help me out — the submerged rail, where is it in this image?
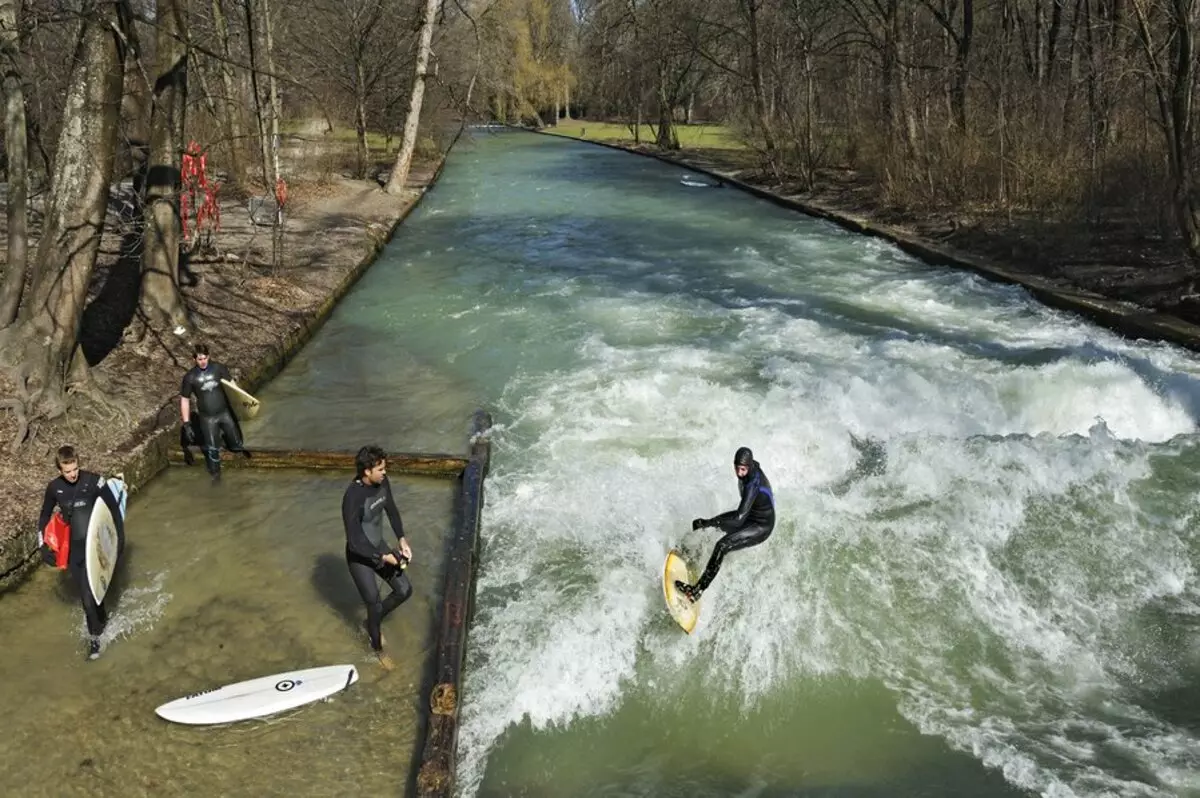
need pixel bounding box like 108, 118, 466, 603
169, 447, 468, 477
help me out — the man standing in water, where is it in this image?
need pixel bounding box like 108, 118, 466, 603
37, 446, 125, 661
179, 343, 249, 483
343, 445, 414, 670
676, 446, 775, 602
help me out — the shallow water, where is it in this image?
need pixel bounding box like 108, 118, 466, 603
0, 469, 454, 797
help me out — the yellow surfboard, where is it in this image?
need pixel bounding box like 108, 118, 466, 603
663, 549, 700, 634
220, 379, 261, 420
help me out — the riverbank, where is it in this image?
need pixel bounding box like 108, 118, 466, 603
545, 125, 1200, 353
0, 155, 445, 586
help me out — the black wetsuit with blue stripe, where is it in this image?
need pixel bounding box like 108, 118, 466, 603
694, 460, 775, 593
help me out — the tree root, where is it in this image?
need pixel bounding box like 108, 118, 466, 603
66, 377, 135, 428
0, 375, 32, 452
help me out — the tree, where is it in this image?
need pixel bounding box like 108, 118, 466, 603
0, 0, 28, 328
1131, 0, 1200, 259
140, 0, 190, 333
0, 0, 133, 420
284, 0, 412, 179
385, 0, 440, 194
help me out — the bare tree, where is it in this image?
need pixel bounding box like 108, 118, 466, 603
1131, 0, 1200, 259
284, 0, 411, 178
385, 0, 440, 194
0, 0, 28, 328
210, 0, 248, 186
0, 0, 133, 419
140, 0, 190, 332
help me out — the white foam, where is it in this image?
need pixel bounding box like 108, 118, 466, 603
444, 157, 1200, 796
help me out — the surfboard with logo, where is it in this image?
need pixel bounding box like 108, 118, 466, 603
155, 664, 360, 725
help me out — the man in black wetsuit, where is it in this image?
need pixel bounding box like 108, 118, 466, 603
343, 445, 414, 670
37, 446, 125, 661
676, 446, 775, 603
179, 343, 248, 483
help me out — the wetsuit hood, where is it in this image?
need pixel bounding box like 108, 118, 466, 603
734, 447, 759, 478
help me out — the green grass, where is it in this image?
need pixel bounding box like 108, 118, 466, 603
545, 120, 745, 150
278, 121, 395, 150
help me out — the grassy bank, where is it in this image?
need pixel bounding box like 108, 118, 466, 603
545, 120, 744, 149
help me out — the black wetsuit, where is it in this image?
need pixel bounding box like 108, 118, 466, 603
38, 472, 125, 638
180, 362, 244, 477
694, 461, 775, 592
342, 476, 412, 652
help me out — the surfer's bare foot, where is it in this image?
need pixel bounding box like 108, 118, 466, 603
375, 652, 396, 671
364, 621, 386, 648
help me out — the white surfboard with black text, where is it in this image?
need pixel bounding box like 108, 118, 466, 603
155, 664, 360, 725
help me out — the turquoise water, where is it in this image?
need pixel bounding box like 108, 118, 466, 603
258, 130, 1200, 796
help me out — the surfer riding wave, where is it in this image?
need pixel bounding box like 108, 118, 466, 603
676, 446, 775, 602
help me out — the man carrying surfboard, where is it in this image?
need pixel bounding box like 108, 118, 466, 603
675, 447, 775, 603
179, 343, 250, 483
342, 445, 414, 671
37, 446, 125, 660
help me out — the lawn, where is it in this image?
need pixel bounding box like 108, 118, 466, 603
545, 120, 745, 150
278, 121, 395, 150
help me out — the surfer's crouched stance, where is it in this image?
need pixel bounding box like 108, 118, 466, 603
342, 445, 414, 671
37, 445, 125, 661
677, 447, 775, 602
179, 343, 250, 483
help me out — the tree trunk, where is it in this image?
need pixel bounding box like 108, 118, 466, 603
262, 0, 281, 190
1132, 0, 1200, 258
385, 0, 439, 195
355, 59, 369, 178
258, 0, 283, 264
244, 0, 271, 188
0, 0, 130, 415
140, 0, 189, 333
655, 64, 678, 149
212, 0, 246, 187
563, 82, 572, 119
740, 0, 779, 174
802, 43, 817, 189
951, 0, 974, 133
0, 0, 28, 328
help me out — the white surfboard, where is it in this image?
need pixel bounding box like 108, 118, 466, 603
155, 664, 360, 725
84, 477, 126, 604
220, 378, 261, 421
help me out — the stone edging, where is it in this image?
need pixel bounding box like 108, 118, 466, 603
533, 129, 1200, 354
0, 157, 449, 586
